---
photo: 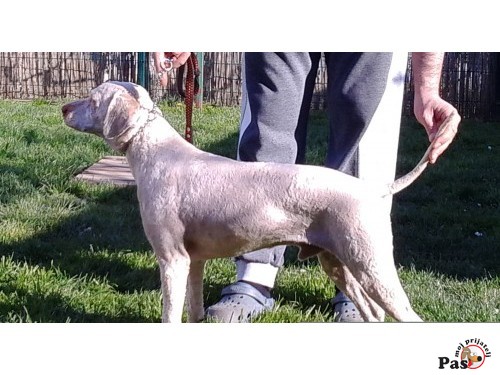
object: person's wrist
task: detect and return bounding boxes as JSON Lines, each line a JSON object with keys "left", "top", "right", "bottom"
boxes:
{"left": 415, "top": 86, "right": 440, "bottom": 101}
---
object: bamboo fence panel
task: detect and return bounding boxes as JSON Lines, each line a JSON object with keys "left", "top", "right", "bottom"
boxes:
{"left": 403, "top": 52, "right": 497, "bottom": 120}
{"left": 0, "top": 52, "right": 497, "bottom": 120}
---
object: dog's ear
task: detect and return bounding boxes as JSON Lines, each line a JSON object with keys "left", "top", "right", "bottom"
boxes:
{"left": 102, "top": 90, "right": 140, "bottom": 151}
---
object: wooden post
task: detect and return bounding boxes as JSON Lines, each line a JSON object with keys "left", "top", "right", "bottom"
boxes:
{"left": 195, "top": 52, "right": 203, "bottom": 109}
{"left": 137, "top": 52, "right": 150, "bottom": 91}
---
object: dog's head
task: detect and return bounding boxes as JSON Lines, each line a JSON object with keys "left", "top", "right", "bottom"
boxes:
{"left": 461, "top": 347, "right": 483, "bottom": 364}
{"left": 62, "top": 81, "right": 157, "bottom": 151}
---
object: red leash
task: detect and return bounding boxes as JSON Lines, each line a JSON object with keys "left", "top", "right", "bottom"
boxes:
{"left": 176, "top": 53, "right": 200, "bottom": 143}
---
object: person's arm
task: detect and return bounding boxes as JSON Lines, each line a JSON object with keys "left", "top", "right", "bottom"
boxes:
{"left": 412, "top": 52, "right": 460, "bottom": 164}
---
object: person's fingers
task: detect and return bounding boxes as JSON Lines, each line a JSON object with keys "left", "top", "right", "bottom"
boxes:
{"left": 429, "top": 138, "right": 453, "bottom": 164}
{"left": 158, "top": 73, "right": 169, "bottom": 87}
{"left": 428, "top": 111, "right": 460, "bottom": 163}
{"left": 171, "top": 52, "right": 191, "bottom": 68}
{"left": 159, "top": 52, "right": 191, "bottom": 69}
{"left": 419, "top": 110, "right": 438, "bottom": 142}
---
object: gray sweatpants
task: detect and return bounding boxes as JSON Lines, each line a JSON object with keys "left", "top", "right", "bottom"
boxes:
{"left": 236, "top": 52, "right": 408, "bottom": 275}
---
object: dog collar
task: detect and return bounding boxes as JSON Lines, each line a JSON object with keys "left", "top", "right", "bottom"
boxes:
{"left": 117, "top": 105, "right": 162, "bottom": 153}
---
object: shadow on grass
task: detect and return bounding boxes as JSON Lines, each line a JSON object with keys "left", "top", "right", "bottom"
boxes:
{"left": 0, "top": 186, "right": 157, "bottom": 287}
{"left": 0, "top": 183, "right": 166, "bottom": 322}
{"left": 0, "top": 286, "right": 157, "bottom": 323}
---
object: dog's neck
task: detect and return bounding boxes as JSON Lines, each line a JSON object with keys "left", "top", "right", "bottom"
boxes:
{"left": 125, "top": 106, "right": 197, "bottom": 170}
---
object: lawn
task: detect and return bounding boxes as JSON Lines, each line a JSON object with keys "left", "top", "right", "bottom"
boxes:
{"left": 0, "top": 99, "right": 498, "bottom": 322}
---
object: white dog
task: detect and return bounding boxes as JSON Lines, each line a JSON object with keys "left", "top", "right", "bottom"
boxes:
{"left": 62, "top": 81, "right": 459, "bottom": 323}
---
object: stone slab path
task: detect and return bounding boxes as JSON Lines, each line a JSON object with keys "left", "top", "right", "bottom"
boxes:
{"left": 75, "top": 156, "right": 136, "bottom": 186}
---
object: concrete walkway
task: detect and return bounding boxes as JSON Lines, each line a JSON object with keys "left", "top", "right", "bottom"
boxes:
{"left": 75, "top": 156, "right": 136, "bottom": 186}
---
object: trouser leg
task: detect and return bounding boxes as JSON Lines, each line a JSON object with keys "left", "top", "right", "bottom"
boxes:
{"left": 235, "top": 53, "right": 319, "bottom": 286}
{"left": 324, "top": 52, "right": 408, "bottom": 309}
{"left": 356, "top": 52, "right": 409, "bottom": 213}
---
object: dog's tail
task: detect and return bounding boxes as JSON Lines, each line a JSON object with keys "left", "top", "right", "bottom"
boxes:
{"left": 382, "top": 111, "right": 460, "bottom": 197}
{"left": 384, "top": 144, "right": 431, "bottom": 197}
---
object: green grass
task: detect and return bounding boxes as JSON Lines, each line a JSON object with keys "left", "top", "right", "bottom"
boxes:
{"left": 0, "top": 99, "right": 498, "bottom": 322}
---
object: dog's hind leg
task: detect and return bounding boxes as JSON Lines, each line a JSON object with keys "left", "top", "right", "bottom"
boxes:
{"left": 317, "top": 251, "right": 385, "bottom": 322}
{"left": 364, "top": 262, "right": 422, "bottom": 322}
{"left": 186, "top": 259, "right": 206, "bottom": 322}
{"left": 330, "top": 204, "right": 422, "bottom": 322}
{"left": 339, "top": 241, "right": 422, "bottom": 322}
{"left": 356, "top": 264, "right": 422, "bottom": 322}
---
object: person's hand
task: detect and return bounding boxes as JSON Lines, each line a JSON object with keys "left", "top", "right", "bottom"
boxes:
{"left": 152, "top": 52, "right": 191, "bottom": 87}
{"left": 163, "top": 52, "right": 191, "bottom": 68}
{"left": 414, "top": 94, "right": 460, "bottom": 164}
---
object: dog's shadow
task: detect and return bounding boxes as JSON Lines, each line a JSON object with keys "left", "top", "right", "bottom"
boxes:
{"left": 0, "top": 182, "right": 165, "bottom": 322}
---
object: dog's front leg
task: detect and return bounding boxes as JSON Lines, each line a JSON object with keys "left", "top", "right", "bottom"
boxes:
{"left": 186, "top": 260, "right": 206, "bottom": 322}
{"left": 158, "top": 254, "right": 190, "bottom": 323}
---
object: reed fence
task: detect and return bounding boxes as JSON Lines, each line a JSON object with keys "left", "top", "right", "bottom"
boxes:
{"left": 0, "top": 52, "right": 497, "bottom": 120}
